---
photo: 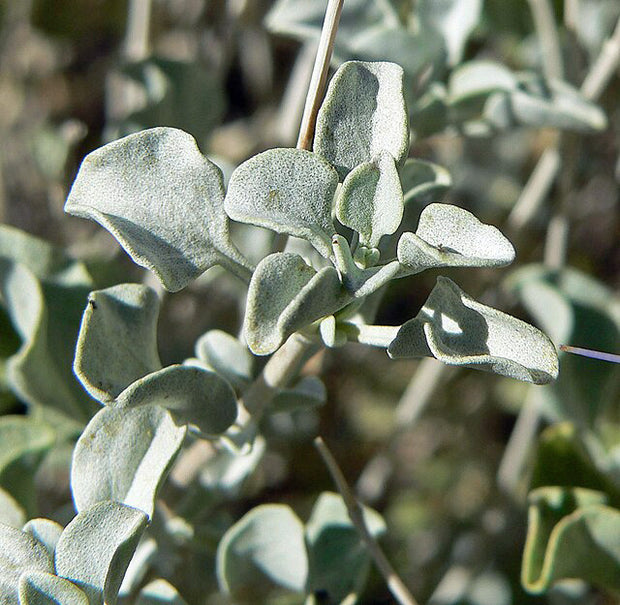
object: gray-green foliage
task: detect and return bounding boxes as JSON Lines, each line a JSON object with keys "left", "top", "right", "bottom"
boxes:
{"left": 11, "top": 35, "right": 588, "bottom": 602}
{"left": 55, "top": 58, "right": 563, "bottom": 601}
{"left": 0, "top": 501, "right": 146, "bottom": 605}
{"left": 216, "top": 492, "right": 385, "bottom": 603}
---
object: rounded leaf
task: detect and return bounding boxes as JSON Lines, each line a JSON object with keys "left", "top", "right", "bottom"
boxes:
{"left": 400, "top": 158, "right": 452, "bottom": 204}
{"left": 244, "top": 253, "right": 347, "bottom": 355}
{"left": 388, "top": 277, "right": 559, "bottom": 384}
{"left": 73, "top": 284, "right": 162, "bottom": 403}
{"left": 136, "top": 579, "right": 188, "bottom": 605}
{"left": 306, "top": 492, "right": 385, "bottom": 603}
{"left": 195, "top": 330, "right": 253, "bottom": 389}
{"left": 337, "top": 151, "right": 403, "bottom": 248}
{"left": 314, "top": 61, "right": 409, "bottom": 179}
{"left": 55, "top": 501, "right": 148, "bottom": 605}
{"left": 22, "top": 519, "right": 64, "bottom": 560}
{"left": 0, "top": 524, "right": 53, "bottom": 603}
{"left": 224, "top": 148, "right": 338, "bottom": 258}
{"left": 217, "top": 504, "right": 308, "bottom": 595}
{"left": 19, "top": 571, "right": 89, "bottom": 605}
{"left": 65, "top": 127, "right": 249, "bottom": 291}
{"left": 398, "top": 203, "right": 515, "bottom": 275}
{"left": 71, "top": 405, "right": 187, "bottom": 518}
{"left": 115, "top": 365, "right": 238, "bottom": 435}
{"left": 522, "top": 487, "right": 620, "bottom": 593}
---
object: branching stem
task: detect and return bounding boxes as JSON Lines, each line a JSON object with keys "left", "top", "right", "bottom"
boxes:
{"left": 314, "top": 437, "right": 421, "bottom": 605}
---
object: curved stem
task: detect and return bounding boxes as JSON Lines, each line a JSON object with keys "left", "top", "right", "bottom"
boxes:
{"left": 314, "top": 437, "right": 421, "bottom": 605}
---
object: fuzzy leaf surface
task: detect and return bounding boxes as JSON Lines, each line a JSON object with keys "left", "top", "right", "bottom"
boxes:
{"left": 71, "top": 405, "right": 186, "bottom": 518}
{"left": 337, "top": 151, "right": 403, "bottom": 248}
{"left": 194, "top": 330, "right": 253, "bottom": 389}
{"left": 217, "top": 504, "right": 308, "bottom": 596}
{"left": 65, "top": 127, "right": 249, "bottom": 291}
{"left": 244, "top": 253, "right": 346, "bottom": 355}
{"left": 522, "top": 487, "right": 620, "bottom": 593}
{"left": 74, "top": 284, "right": 162, "bottom": 403}
{"left": 54, "top": 501, "right": 148, "bottom": 605}
{"left": 314, "top": 61, "right": 409, "bottom": 179}
{"left": 19, "top": 572, "right": 89, "bottom": 605}
{"left": 114, "top": 365, "right": 237, "bottom": 435}
{"left": 388, "top": 277, "right": 558, "bottom": 384}
{"left": 22, "top": 520, "right": 64, "bottom": 561}
{"left": 398, "top": 203, "right": 515, "bottom": 274}
{"left": 0, "top": 524, "right": 53, "bottom": 603}
{"left": 224, "top": 148, "right": 338, "bottom": 258}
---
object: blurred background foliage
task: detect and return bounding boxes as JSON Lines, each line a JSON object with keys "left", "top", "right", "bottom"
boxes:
{"left": 0, "top": 0, "right": 619, "bottom": 603}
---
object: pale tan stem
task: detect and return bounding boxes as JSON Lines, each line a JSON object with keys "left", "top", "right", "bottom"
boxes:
{"left": 296, "top": 0, "right": 344, "bottom": 151}
{"left": 315, "top": 437, "right": 421, "bottom": 605}
{"left": 124, "top": 0, "right": 152, "bottom": 61}
{"left": 526, "top": 0, "right": 564, "bottom": 80}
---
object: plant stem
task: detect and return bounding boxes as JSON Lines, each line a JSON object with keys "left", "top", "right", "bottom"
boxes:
{"left": 124, "top": 0, "right": 152, "bottom": 62}
{"left": 508, "top": 15, "right": 620, "bottom": 231}
{"left": 296, "top": 0, "right": 344, "bottom": 151}
{"left": 314, "top": 437, "right": 421, "bottom": 605}
{"left": 527, "top": 0, "right": 563, "bottom": 80}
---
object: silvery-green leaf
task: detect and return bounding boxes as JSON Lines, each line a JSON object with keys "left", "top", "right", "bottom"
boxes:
{"left": 136, "top": 579, "right": 188, "bottom": 605}
{"left": 319, "top": 315, "right": 347, "bottom": 348}
{"left": 572, "top": 0, "right": 620, "bottom": 60}
{"left": 108, "top": 58, "right": 225, "bottom": 144}
{"left": 0, "top": 416, "right": 55, "bottom": 478}
{"left": 115, "top": 365, "right": 237, "bottom": 436}
{"left": 0, "top": 254, "right": 95, "bottom": 424}
{"left": 417, "top": 0, "right": 483, "bottom": 65}
{"left": 71, "top": 405, "right": 186, "bottom": 518}
{"left": 244, "top": 253, "right": 347, "bottom": 355}
{"left": 55, "top": 501, "right": 148, "bottom": 605}
{"left": 388, "top": 277, "right": 559, "bottom": 384}
{"left": 0, "top": 523, "right": 53, "bottom": 603}
{"left": 271, "top": 376, "right": 327, "bottom": 413}
{"left": 398, "top": 203, "right": 515, "bottom": 274}
{"left": 65, "top": 127, "right": 251, "bottom": 291}
{"left": 19, "top": 571, "right": 89, "bottom": 605}
{"left": 506, "top": 265, "right": 620, "bottom": 424}
{"left": 492, "top": 75, "right": 607, "bottom": 133}
{"left": 118, "top": 537, "right": 157, "bottom": 597}
{"left": 73, "top": 284, "right": 162, "bottom": 403}
{"left": 216, "top": 504, "right": 308, "bottom": 595}
{"left": 400, "top": 159, "right": 452, "bottom": 204}
{"left": 314, "top": 61, "right": 409, "bottom": 179}
{"left": 194, "top": 330, "right": 253, "bottom": 389}
{"left": 22, "top": 520, "right": 63, "bottom": 560}
{"left": 224, "top": 148, "right": 338, "bottom": 258}
{"left": 448, "top": 61, "right": 518, "bottom": 102}
{"left": 346, "top": 25, "right": 446, "bottom": 81}
{"left": 0, "top": 225, "right": 82, "bottom": 281}
{"left": 200, "top": 436, "right": 266, "bottom": 497}
{"left": 522, "top": 487, "right": 620, "bottom": 593}
{"left": 0, "top": 488, "right": 25, "bottom": 528}
{"left": 264, "top": 0, "right": 398, "bottom": 49}
{"left": 337, "top": 151, "right": 403, "bottom": 248}
{"left": 305, "top": 492, "right": 385, "bottom": 602}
